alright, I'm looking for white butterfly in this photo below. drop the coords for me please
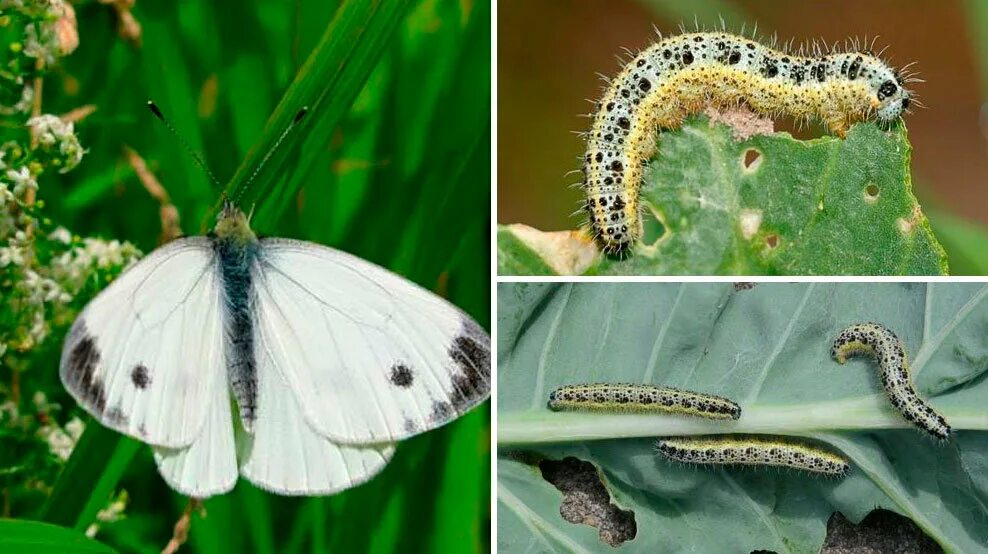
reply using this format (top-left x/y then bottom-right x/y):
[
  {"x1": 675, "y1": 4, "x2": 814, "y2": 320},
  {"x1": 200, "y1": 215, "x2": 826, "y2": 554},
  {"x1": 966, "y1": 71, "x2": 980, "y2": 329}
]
[{"x1": 59, "y1": 203, "x2": 490, "y2": 497}]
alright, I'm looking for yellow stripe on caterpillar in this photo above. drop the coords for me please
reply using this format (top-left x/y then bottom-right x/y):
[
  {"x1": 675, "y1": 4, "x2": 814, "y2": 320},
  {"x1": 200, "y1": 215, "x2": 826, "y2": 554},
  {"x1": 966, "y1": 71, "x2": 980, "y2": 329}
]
[
  {"x1": 547, "y1": 383, "x2": 741, "y2": 420},
  {"x1": 656, "y1": 435, "x2": 850, "y2": 477},
  {"x1": 832, "y1": 322, "x2": 950, "y2": 441},
  {"x1": 583, "y1": 31, "x2": 915, "y2": 255}
]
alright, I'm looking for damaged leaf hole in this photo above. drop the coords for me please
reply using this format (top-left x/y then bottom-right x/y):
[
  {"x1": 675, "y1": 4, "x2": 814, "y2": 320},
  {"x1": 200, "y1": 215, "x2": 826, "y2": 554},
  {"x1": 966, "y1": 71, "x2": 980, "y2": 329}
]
[
  {"x1": 641, "y1": 205, "x2": 667, "y2": 244},
  {"x1": 864, "y1": 183, "x2": 880, "y2": 203},
  {"x1": 539, "y1": 456, "x2": 637, "y2": 547},
  {"x1": 741, "y1": 148, "x2": 762, "y2": 172},
  {"x1": 822, "y1": 509, "x2": 942, "y2": 553},
  {"x1": 739, "y1": 208, "x2": 762, "y2": 240},
  {"x1": 765, "y1": 233, "x2": 780, "y2": 250}
]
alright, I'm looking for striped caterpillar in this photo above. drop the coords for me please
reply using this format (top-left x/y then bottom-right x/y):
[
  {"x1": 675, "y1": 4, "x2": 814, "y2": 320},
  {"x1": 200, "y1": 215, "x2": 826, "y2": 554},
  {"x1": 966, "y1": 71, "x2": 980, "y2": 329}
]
[
  {"x1": 547, "y1": 383, "x2": 741, "y2": 420},
  {"x1": 832, "y1": 322, "x2": 950, "y2": 440},
  {"x1": 656, "y1": 436, "x2": 850, "y2": 477},
  {"x1": 582, "y1": 30, "x2": 916, "y2": 255}
]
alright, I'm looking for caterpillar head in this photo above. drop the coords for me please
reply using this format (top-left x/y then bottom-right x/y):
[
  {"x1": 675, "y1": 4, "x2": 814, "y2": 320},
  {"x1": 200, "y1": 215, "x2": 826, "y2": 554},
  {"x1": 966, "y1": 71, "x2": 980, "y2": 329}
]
[{"x1": 874, "y1": 76, "x2": 911, "y2": 122}]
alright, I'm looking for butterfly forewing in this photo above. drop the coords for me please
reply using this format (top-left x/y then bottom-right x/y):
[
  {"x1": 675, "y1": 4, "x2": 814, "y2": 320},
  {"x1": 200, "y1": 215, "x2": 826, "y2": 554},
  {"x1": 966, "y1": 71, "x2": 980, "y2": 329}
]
[
  {"x1": 251, "y1": 239, "x2": 491, "y2": 445},
  {"x1": 59, "y1": 238, "x2": 225, "y2": 448}
]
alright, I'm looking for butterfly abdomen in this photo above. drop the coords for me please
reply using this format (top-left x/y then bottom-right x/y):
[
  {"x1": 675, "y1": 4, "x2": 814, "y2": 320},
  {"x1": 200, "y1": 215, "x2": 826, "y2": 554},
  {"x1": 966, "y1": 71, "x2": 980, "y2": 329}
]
[{"x1": 215, "y1": 236, "x2": 260, "y2": 432}]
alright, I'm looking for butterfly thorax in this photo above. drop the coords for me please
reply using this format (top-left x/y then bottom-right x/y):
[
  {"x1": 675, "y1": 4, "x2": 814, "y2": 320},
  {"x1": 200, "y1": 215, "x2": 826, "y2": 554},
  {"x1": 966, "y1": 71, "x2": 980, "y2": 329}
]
[{"x1": 214, "y1": 203, "x2": 258, "y2": 245}]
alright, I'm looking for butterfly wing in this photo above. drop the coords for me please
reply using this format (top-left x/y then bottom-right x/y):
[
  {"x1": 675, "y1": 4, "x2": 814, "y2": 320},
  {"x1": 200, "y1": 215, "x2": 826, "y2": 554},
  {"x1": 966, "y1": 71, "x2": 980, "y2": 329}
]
[
  {"x1": 60, "y1": 238, "x2": 225, "y2": 448},
  {"x1": 238, "y1": 345, "x2": 394, "y2": 495},
  {"x1": 152, "y1": 383, "x2": 238, "y2": 498},
  {"x1": 250, "y1": 238, "x2": 490, "y2": 445}
]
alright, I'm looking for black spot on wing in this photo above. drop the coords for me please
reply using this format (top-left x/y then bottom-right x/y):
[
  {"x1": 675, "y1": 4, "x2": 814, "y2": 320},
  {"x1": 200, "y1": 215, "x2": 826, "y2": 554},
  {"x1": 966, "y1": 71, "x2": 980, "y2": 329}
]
[
  {"x1": 131, "y1": 364, "x2": 150, "y2": 389},
  {"x1": 105, "y1": 406, "x2": 129, "y2": 425},
  {"x1": 389, "y1": 363, "x2": 414, "y2": 388},
  {"x1": 445, "y1": 318, "x2": 491, "y2": 413},
  {"x1": 430, "y1": 400, "x2": 453, "y2": 422},
  {"x1": 64, "y1": 320, "x2": 107, "y2": 414}
]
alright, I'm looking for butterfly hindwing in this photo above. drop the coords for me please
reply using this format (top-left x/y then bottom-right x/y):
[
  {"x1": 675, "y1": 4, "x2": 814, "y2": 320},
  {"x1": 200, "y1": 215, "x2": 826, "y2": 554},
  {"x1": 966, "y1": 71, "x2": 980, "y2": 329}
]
[
  {"x1": 238, "y1": 345, "x2": 395, "y2": 495},
  {"x1": 152, "y1": 380, "x2": 238, "y2": 498},
  {"x1": 59, "y1": 238, "x2": 225, "y2": 448},
  {"x1": 250, "y1": 238, "x2": 491, "y2": 445}
]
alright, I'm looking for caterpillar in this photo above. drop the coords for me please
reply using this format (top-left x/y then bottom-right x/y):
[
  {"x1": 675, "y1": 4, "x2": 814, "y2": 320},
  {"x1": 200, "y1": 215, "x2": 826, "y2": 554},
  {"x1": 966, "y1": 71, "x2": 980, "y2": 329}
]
[
  {"x1": 656, "y1": 435, "x2": 850, "y2": 477},
  {"x1": 831, "y1": 322, "x2": 950, "y2": 440},
  {"x1": 582, "y1": 30, "x2": 916, "y2": 255},
  {"x1": 547, "y1": 383, "x2": 741, "y2": 420}
]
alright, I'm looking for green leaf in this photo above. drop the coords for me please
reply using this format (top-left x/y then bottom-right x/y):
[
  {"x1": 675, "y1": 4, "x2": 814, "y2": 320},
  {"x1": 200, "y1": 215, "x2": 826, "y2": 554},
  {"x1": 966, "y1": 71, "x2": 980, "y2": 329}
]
[
  {"x1": 0, "y1": 519, "x2": 117, "y2": 553},
  {"x1": 497, "y1": 282, "x2": 988, "y2": 552},
  {"x1": 499, "y1": 117, "x2": 948, "y2": 276},
  {"x1": 40, "y1": 423, "x2": 140, "y2": 531}
]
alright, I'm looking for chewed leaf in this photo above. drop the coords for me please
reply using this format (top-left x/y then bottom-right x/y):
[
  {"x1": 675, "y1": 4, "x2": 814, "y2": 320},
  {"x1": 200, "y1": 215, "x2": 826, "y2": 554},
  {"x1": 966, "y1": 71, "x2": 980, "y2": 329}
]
[
  {"x1": 497, "y1": 282, "x2": 988, "y2": 552},
  {"x1": 498, "y1": 118, "x2": 948, "y2": 276}
]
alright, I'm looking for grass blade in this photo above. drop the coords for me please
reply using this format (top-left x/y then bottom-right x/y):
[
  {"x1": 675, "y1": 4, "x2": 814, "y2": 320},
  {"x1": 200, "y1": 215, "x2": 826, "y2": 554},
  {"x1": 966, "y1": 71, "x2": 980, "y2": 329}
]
[
  {"x1": 40, "y1": 423, "x2": 140, "y2": 530},
  {"x1": 224, "y1": 0, "x2": 412, "y2": 225}
]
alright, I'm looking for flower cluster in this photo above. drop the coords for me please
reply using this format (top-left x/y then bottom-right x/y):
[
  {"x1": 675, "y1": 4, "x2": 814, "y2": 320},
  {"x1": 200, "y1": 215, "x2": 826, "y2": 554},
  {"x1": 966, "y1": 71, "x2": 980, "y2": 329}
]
[
  {"x1": 28, "y1": 114, "x2": 84, "y2": 172},
  {"x1": 0, "y1": 0, "x2": 139, "y2": 501},
  {"x1": 0, "y1": 0, "x2": 77, "y2": 114}
]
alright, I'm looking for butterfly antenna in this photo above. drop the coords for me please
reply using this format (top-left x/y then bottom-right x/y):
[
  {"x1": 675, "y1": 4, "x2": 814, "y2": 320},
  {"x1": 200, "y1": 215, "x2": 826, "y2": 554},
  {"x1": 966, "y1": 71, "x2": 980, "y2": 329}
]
[
  {"x1": 235, "y1": 107, "x2": 310, "y2": 204},
  {"x1": 146, "y1": 101, "x2": 222, "y2": 189}
]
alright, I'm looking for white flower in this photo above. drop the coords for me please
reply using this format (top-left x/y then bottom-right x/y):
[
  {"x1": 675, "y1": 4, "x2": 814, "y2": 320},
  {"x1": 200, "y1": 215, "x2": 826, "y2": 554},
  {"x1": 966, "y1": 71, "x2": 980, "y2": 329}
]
[
  {"x1": 27, "y1": 114, "x2": 84, "y2": 172},
  {"x1": 65, "y1": 417, "x2": 85, "y2": 440},
  {"x1": 38, "y1": 426, "x2": 73, "y2": 461},
  {"x1": 0, "y1": 84, "x2": 33, "y2": 115},
  {"x1": 86, "y1": 491, "x2": 128, "y2": 538},
  {"x1": 29, "y1": 115, "x2": 64, "y2": 146},
  {"x1": 0, "y1": 182, "x2": 14, "y2": 206},
  {"x1": 49, "y1": 237, "x2": 141, "y2": 293},
  {"x1": 7, "y1": 166, "x2": 37, "y2": 197},
  {"x1": 0, "y1": 244, "x2": 27, "y2": 267},
  {"x1": 48, "y1": 226, "x2": 71, "y2": 244},
  {"x1": 28, "y1": 309, "x2": 48, "y2": 344},
  {"x1": 0, "y1": 400, "x2": 16, "y2": 422}
]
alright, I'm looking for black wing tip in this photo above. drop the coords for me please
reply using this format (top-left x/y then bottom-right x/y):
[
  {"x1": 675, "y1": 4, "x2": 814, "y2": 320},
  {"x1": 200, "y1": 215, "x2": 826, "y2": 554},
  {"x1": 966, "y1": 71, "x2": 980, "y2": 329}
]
[{"x1": 445, "y1": 317, "x2": 492, "y2": 412}]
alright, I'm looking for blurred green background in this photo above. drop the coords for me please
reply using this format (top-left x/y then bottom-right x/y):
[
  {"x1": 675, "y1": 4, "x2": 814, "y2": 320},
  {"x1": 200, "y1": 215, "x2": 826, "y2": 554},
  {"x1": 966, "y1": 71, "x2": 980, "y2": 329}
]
[
  {"x1": 497, "y1": 0, "x2": 988, "y2": 274},
  {"x1": 4, "y1": 0, "x2": 491, "y2": 552}
]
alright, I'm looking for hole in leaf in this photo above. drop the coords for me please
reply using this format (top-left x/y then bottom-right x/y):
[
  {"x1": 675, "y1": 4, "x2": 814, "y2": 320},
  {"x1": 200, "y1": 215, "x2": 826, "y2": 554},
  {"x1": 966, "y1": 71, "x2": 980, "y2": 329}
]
[
  {"x1": 823, "y1": 509, "x2": 941, "y2": 553},
  {"x1": 765, "y1": 234, "x2": 780, "y2": 249},
  {"x1": 741, "y1": 148, "x2": 762, "y2": 172},
  {"x1": 539, "y1": 456, "x2": 637, "y2": 547},
  {"x1": 864, "y1": 184, "x2": 880, "y2": 202},
  {"x1": 641, "y1": 208, "x2": 666, "y2": 243}
]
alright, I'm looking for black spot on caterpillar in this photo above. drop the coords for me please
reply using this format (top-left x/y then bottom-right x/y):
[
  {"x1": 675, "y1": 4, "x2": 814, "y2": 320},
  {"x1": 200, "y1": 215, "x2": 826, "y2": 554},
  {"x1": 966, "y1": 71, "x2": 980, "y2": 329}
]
[
  {"x1": 656, "y1": 435, "x2": 850, "y2": 477},
  {"x1": 547, "y1": 383, "x2": 741, "y2": 420},
  {"x1": 832, "y1": 322, "x2": 950, "y2": 440},
  {"x1": 582, "y1": 30, "x2": 916, "y2": 255}
]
